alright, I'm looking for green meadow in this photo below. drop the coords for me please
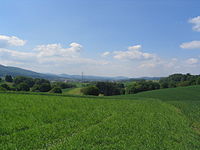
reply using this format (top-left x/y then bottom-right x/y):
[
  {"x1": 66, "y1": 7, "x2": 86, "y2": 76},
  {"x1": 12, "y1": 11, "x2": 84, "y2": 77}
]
[{"x1": 0, "y1": 86, "x2": 200, "y2": 149}]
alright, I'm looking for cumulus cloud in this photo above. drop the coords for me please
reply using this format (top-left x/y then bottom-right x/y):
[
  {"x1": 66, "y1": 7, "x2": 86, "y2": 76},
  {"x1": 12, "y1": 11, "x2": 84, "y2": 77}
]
[
  {"x1": 101, "y1": 51, "x2": 110, "y2": 57},
  {"x1": 0, "y1": 35, "x2": 26, "y2": 47},
  {"x1": 113, "y1": 44, "x2": 156, "y2": 60},
  {"x1": 0, "y1": 41, "x2": 110, "y2": 74},
  {"x1": 189, "y1": 16, "x2": 200, "y2": 32},
  {"x1": 186, "y1": 58, "x2": 198, "y2": 65},
  {"x1": 180, "y1": 41, "x2": 200, "y2": 49},
  {"x1": 0, "y1": 42, "x2": 83, "y2": 64},
  {"x1": 127, "y1": 45, "x2": 142, "y2": 51},
  {"x1": 34, "y1": 42, "x2": 82, "y2": 58}
]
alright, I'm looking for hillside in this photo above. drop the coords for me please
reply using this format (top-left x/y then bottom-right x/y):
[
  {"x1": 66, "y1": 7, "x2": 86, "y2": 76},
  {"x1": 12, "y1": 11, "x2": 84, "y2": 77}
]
[
  {"x1": 0, "y1": 65, "x2": 59, "y2": 80},
  {"x1": 0, "y1": 86, "x2": 200, "y2": 149},
  {"x1": 116, "y1": 85, "x2": 200, "y2": 136}
]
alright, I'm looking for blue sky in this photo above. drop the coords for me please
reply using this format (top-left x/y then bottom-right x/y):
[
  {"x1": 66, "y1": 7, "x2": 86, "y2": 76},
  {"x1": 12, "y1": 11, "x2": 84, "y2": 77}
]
[{"x1": 0, "y1": 0, "x2": 200, "y2": 77}]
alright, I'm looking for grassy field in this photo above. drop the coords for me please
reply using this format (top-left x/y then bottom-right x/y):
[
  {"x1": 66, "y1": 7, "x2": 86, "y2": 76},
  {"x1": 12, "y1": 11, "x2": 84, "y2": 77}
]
[
  {"x1": 62, "y1": 88, "x2": 82, "y2": 95},
  {"x1": 0, "y1": 86, "x2": 200, "y2": 149}
]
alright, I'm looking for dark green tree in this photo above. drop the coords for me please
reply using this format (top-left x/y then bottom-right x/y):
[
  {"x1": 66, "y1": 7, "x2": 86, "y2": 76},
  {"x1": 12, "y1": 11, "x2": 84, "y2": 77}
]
[
  {"x1": 196, "y1": 77, "x2": 200, "y2": 85},
  {"x1": 5, "y1": 75, "x2": 13, "y2": 82},
  {"x1": 14, "y1": 76, "x2": 34, "y2": 87},
  {"x1": 81, "y1": 86, "x2": 100, "y2": 96},
  {"x1": 96, "y1": 82, "x2": 124, "y2": 96},
  {"x1": 0, "y1": 84, "x2": 10, "y2": 90},
  {"x1": 31, "y1": 84, "x2": 40, "y2": 92},
  {"x1": 17, "y1": 82, "x2": 30, "y2": 91},
  {"x1": 50, "y1": 87, "x2": 62, "y2": 93},
  {"x1": 38, "y1": 83, "x2": 51, "y2": 92}
]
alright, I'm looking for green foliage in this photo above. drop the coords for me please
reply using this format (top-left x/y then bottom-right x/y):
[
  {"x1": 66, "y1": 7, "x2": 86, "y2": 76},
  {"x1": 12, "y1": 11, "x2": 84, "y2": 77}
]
[
  {"x1": 16, "y1": 82, "x2": 30, "y2": 91},
  {"x1": 38, "y1": 83, "x2": 51, "y2": 92},
  {"x1": 5, "y1": 75, "x2": 13, "y2": 82},
  {"x1": 0, "y1": 86, "x2": 6, "y2": 91},
  {"x1": 160, "y1": 82, "x2": 168, "y2": 88},
  {"x1": 81, "y1": 86, "x2": 100, "y2": 96},
  {"x1": 13, "y1": 77, "x2": 52, "y2": 92},
  {"x1": 31, "y1": 84, "x2": 40, "y2": 92},
  {"x1": 177, "y1": 81, "x2": 191, "y2": 87},
  {"x1": 34, "y1": 78, "x2": 50, "y2": 85},
  {"x1": 49, "y1": 87, "x2": 62, "y2": 93},
  {"x1": 96, "y1": 82, "x2": 124, "y2": 96},
  {"x1": 196, "y1": 77, "x2": 200, "y2": 85},
  {"x1": 126, "y1": 81, "x2": 160, "y2": 94},
  {"x1": 14, "y1": 76, "x2": 35, "y2": 88},
  {"x1": 159, "y1": 73, "x2": 200, "y2": 88},
  {"x1": 0, "y1": 83, "x2": 10, "y2": 90}
]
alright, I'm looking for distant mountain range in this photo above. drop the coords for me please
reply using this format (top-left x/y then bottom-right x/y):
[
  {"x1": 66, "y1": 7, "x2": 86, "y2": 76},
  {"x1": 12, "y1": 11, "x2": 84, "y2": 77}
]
[
  {"x1": 0, "y1": 64, "x2": 129, "y2": 81},
  {"x1": 58, "y1": 74, "x2": 129, "y2": 81},
  {"x1": 0, "y1": 64, "x2": 161, "y2": 81}
]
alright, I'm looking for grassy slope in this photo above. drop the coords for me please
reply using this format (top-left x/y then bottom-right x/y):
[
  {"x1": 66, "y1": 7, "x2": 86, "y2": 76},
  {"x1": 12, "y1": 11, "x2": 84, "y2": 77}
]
[
  {"x1": 120, "y1": 85, "x2": 200, "y2": 135},
  {"x1": 62, "y1": 88, "x2": 82, "y2": 95},
  {"x1": 0, "y1": 86, "x2": 200, "y2": 149}
]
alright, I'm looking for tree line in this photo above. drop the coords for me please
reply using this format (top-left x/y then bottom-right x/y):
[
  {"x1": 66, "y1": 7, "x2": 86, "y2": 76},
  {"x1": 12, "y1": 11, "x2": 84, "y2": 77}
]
[
  {"x1": 0, "y1": 75, "x2": 76, "y2": 93},
  {"x1": 81, "y1": 73, "x2": 200, "y2": 96},
  {"x1": 1, "y1": 73, "x2": 200, "y2": 96}
]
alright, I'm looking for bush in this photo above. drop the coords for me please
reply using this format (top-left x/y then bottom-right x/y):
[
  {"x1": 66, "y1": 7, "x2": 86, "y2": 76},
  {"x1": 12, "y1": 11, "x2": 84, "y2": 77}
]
[
  {"x1": 38, "y1": 83, "x2": 51, "y2": 92},
  {"x1": 126, "y1": 84, "x2": 137, "y2": 94},
  {"x1": 160, "y1": 82, "x2": 169, "y2": 89},
  {"x1": 34, "y1": 78, "x2": 50, "y2": 85},
  {"x1": 50, "y1": 87, "x2": 62, "y2": 93},
  {"x1": 31, "y1": 84, "x2": 40, "y2": 92},
  {"x1": 5, "y1": 75, "x2": 13, "y2": 82},
  {"x1": 81, "y1": 86, "x2": 100, "y2": 96},
  {"x1": 9, "y1": 87, "x2": 17, "y2": 91},
  {"x1": 17, "y1": 82, "x2": 30, "y2": 91},
  {"x1": 196, "y1": 77, "x2": 200, "y2": 85},
  {"x1": 177, "y1": 81, "x2": 191, "y2": 87},
  {"x1": 96, "y1": 82, "x2": 124, "y2": 96},
  {"x1": 0, "y1": 86, "x2": 6, "y2": 91},
  {"x1": 0, "y1": 84, "x2": 10, "y2": 90}
]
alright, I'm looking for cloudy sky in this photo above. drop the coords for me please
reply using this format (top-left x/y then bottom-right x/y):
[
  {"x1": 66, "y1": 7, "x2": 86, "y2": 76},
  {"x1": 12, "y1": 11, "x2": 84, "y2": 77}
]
[{"x1": 0, "y1": 0, "x2": 200, "y2": 77}]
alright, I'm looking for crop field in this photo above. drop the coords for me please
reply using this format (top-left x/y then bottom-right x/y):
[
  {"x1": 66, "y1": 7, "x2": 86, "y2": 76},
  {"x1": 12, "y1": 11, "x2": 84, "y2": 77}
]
[
  {"x1": 0, "y1": 86, "x2": 200, "y2": 149},
  {"x1": 133, "y1": 85, "x2": 200, "y2": 134}
]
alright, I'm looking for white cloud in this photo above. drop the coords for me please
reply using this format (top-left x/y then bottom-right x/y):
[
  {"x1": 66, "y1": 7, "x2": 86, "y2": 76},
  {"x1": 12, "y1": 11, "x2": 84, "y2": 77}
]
[
  {"x1": 180, "y1": 41, "x2": 200, "y2": 49},
  {"x1": 68, "y1": 42, "x2": 83, "y2": 52},
  {"x1": 0, "y1": 35, "x2": 26, "y2": 47},
  {"x1": 128, "y1": 45, "x2": 142, "y2": 51},
  {"x1": 101, "y1": 51, "x2": 110, "y2": 57},
  {"x1": 0, "y1": 48, "x2": 35, "y2": 61},
  {"x1": 189, "y1": 16, "x2": 200, "y2": 32},
  {"x1": 113, "y1": 44, "x2": 156, "y2": 60},
  {"x1": 34, "y1": 42, "x2": 82, "y2": 58},
  {"x1": 186, "y1": 58, "x2": 198, "y2": 65},
  {"x1": 0, "y1": 42, "x2": 110, "y2": 74}
]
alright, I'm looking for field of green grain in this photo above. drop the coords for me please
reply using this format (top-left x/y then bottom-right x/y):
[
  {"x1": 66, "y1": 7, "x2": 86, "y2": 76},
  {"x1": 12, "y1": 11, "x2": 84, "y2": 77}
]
[{"x1": 0, "y1": 86, "x2": 200, "y2": 149}]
